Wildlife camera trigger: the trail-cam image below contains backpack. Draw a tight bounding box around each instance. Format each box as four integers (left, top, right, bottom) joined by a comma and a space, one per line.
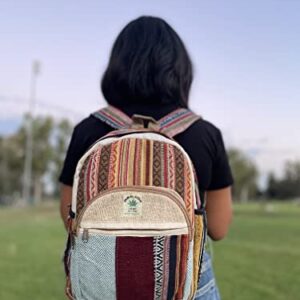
63, 105, 207, 300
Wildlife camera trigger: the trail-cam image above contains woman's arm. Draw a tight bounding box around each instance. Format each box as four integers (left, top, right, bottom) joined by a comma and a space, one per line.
205, 186, 233, 241
60, 184, 73, 230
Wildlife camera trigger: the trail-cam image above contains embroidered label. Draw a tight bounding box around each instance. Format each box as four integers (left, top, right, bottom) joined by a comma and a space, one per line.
123, 195, 142, 216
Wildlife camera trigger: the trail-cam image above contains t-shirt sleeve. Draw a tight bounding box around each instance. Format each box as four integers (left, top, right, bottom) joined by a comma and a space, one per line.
58, 126, 86, 186
207, 129, 234, 190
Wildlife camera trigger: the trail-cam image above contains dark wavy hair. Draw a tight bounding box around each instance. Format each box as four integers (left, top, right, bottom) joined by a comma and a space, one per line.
101, 16, 193, 108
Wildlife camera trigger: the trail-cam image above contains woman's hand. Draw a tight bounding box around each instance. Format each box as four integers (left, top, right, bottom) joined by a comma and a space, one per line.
60, 184, 72, 230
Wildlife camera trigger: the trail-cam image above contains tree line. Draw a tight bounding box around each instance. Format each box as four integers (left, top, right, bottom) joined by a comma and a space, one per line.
228, 148, 300, 201
0, 114, 72, 205
0, 114, 299, 205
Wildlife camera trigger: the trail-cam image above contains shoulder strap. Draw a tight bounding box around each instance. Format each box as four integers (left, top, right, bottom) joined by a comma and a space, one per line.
158, 108, 201, 138
92, 105, 132, 129
92, 105, 201, 137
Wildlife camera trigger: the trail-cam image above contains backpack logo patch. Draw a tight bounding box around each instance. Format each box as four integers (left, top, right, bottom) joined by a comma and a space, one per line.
123, 195, 142, 216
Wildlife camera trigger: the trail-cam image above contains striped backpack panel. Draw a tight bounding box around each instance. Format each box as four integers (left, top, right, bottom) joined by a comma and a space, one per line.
64, 106, 207, 300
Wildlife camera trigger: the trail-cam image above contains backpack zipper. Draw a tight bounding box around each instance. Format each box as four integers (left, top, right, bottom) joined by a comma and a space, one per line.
80, 227, 189, 243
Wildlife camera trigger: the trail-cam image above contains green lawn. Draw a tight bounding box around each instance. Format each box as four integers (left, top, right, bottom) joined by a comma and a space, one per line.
214, 202, 300, 300
0, 201, 299, 300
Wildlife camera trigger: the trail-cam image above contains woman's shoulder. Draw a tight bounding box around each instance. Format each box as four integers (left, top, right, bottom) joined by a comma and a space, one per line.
72, 108, 223, 139
73, 113, 111, 136
74, 113, 107, 130
68, 113, 113, 151
184, 115, 223, 142
175, 115, 226, 161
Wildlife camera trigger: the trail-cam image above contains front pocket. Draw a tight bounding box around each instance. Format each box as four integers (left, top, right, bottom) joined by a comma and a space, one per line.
70, 186, 193, 299
75, 186, 192, 240
70, 233, 192, 300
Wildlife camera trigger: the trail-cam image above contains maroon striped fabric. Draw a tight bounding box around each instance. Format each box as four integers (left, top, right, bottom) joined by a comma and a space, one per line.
116, 237, 155, 300
176, 234, 189, 299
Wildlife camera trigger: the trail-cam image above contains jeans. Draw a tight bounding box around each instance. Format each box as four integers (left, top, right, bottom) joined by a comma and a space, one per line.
194, 250, 221, 300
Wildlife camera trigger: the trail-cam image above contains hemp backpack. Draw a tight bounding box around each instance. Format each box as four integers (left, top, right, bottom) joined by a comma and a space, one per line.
64, 105, 207, 300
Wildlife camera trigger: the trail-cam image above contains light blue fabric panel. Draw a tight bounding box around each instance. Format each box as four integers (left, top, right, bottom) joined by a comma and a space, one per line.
70, 245, 81, 298
70, 234, 116, 300
183, 240, 194, 299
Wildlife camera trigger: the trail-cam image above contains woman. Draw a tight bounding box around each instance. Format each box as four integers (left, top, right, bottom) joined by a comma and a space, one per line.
59, 15, 233, 300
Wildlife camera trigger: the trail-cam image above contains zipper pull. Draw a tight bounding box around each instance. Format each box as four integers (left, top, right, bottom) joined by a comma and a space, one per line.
82, 229, 89, 243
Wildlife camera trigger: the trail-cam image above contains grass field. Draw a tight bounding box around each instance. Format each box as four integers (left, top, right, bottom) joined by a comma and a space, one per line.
0, 201, 299, 300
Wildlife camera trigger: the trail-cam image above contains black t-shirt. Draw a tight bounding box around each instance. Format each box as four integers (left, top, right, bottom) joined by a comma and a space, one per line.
58, 103, 234, 191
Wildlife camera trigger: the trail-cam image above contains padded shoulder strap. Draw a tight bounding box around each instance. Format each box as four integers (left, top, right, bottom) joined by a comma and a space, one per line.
158, 108, 201, 138
92, 105, 201, 137
92, 105, 132, 129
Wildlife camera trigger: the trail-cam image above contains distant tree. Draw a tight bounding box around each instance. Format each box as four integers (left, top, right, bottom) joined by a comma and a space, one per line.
0, 114, 73, 205
228, 148, 259, 202
0, 134, 24, 202
15, 114, 55, 203
51, 119, 72, 196
266, 172, 277, 198
266, 161, 300, 199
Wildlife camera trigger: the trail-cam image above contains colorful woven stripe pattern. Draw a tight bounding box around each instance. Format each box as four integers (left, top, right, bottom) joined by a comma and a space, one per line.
76, 139, 194, 223
93, 106, 132, 129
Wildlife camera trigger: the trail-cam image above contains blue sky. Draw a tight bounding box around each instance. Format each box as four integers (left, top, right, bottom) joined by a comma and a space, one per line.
1, 0, 300, 181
